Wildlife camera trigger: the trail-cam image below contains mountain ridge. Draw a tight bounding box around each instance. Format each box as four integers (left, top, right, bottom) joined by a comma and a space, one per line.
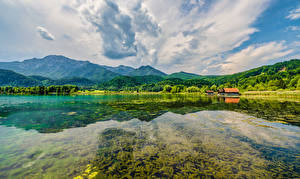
0, 56, 299, 88
0, 55, 167, 81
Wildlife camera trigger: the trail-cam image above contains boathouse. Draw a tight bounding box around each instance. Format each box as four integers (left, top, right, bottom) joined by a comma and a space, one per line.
218, 88, 240, 96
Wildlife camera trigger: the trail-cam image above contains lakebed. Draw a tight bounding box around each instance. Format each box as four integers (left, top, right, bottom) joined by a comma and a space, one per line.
0, 94, 299, 178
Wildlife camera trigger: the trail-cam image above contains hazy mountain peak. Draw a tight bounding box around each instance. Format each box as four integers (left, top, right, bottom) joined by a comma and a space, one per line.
167, 71, 200, 80
138, 65, 153, 69
130, 65, 167, 76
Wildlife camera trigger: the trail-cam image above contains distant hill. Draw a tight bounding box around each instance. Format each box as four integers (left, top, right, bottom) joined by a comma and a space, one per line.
50, 77, 95, 86
202, 59, 300, 85
0, 69, 41, 87
167, 71, 200, 80
0, 69, 95, 87
98, 75, 165, 90
0, 55, 119, 82
128, 65, 167, 76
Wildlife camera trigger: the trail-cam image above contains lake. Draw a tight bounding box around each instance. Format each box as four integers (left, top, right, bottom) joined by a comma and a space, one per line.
0, 95, 299, 178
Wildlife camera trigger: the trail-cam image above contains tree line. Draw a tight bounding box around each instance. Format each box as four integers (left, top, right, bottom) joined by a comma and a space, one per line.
0, 85, 79, 95
94, 73, 300, 93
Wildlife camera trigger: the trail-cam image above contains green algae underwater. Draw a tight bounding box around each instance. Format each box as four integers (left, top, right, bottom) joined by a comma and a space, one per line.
0, 94, 299, 178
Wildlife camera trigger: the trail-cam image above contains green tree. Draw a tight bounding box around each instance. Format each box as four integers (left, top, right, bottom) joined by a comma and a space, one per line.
163, 85, 172, 92
171, 85, 185, 93
186, 86, 200, 93
297, 78, 300, 90
210, 85, 217, 91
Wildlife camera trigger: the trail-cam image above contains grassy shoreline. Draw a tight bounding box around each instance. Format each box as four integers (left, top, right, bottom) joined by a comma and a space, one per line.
75, 90, 300, 97
241, 90, 300, 97
2, 90, 300, 100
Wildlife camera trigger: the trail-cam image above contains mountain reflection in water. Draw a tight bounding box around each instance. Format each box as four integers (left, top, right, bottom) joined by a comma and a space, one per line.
0, 95, 299, 133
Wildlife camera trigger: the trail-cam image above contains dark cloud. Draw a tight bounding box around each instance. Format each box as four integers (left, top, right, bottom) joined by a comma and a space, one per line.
36, 26, 55, 40
82, 0, 137, 59
131, 0, 161, 37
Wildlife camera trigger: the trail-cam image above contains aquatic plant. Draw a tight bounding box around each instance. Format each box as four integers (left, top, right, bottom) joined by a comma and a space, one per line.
75, 126, 300, 178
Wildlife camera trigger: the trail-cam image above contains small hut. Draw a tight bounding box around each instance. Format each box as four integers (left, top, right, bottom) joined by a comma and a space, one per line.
205, 90, 214, 95
218, 88, 239, 96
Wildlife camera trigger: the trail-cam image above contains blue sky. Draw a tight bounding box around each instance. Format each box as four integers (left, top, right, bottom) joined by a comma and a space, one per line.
0, 0, 300, 74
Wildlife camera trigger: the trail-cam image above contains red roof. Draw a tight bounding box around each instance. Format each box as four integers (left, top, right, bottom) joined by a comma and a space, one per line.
222, 88, 239, 93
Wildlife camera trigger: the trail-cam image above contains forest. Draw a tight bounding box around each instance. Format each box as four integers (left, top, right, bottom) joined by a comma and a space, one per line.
0, 85, 79, 95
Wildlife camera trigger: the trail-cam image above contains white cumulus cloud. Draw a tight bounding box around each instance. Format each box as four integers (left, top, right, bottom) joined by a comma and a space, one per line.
220, 41, 293, 74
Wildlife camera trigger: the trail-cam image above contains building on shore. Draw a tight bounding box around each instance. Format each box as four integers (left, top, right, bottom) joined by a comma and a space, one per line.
218, 88, 240, 96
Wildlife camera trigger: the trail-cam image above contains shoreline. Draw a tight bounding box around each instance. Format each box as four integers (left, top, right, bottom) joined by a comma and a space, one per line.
75, 90, 300, 96
241, 90, 300, 98
1, 90, 300, 99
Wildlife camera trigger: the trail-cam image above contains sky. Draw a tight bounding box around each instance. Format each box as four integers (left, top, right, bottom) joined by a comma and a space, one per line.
0, 0, 300, 75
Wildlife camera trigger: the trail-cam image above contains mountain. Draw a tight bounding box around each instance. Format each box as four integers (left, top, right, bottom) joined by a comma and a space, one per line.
0, 69, 41, 87
1, 55, 298, 89
102, 65, 135, 75
167, 71, 200, 80
0, 55, 119, 82
0, 55, 167, 81
128, 65, 167, 76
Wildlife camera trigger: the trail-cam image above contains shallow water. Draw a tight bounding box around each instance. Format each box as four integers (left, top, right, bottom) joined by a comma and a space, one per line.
0, 95, 299, 178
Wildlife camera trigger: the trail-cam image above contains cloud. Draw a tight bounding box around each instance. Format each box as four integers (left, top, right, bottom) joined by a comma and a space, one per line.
286, 8, 300, 20
78, 0, 137, 59
287, 26, 300, 31
180, 0, 205, 14
144, 0, 271, 73
130, 0, 161, 37
220, 41, 293, 74
36, 26, 55, 40
70, 0, 272, 68
4, 0, 297, 75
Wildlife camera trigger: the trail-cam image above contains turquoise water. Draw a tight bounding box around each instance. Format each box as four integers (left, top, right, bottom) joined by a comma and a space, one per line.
0, 95, 299, 178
